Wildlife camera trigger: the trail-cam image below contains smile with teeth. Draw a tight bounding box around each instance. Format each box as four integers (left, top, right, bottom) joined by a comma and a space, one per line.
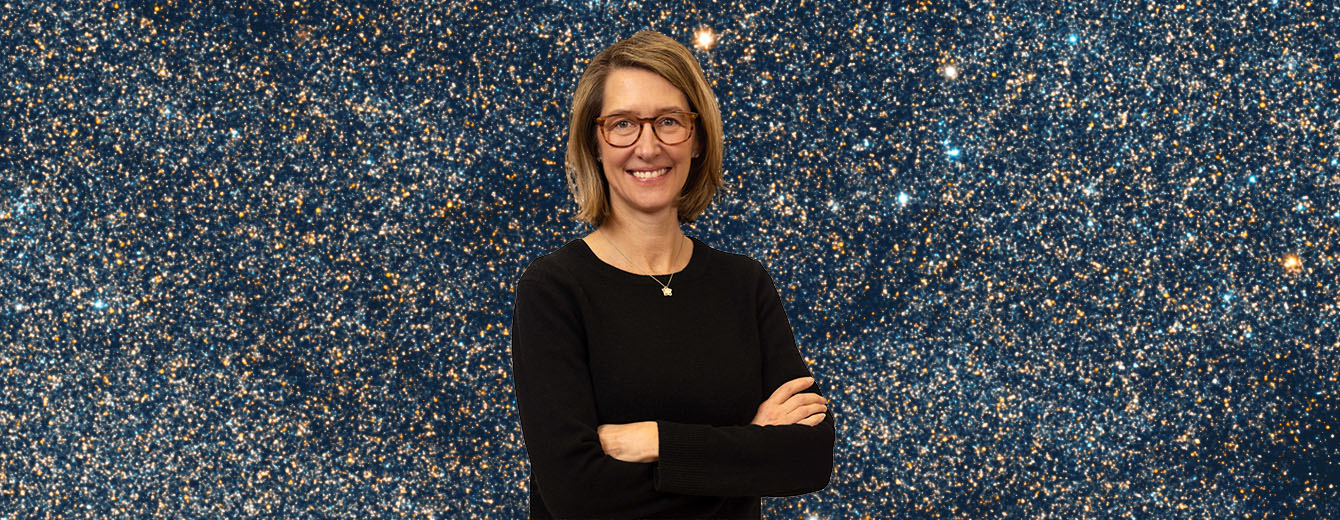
628, 167, 670, 179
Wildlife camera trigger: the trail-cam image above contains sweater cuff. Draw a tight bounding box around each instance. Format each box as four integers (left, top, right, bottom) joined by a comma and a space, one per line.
653, 420, 707, 494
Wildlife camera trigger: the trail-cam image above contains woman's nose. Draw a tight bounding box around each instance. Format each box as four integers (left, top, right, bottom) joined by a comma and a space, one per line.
633, 122, 661, 155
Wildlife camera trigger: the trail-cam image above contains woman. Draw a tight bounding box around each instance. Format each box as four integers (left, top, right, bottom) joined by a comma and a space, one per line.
510, 30, 835, 519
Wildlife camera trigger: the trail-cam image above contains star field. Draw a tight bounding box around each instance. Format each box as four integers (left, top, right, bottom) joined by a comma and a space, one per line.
2, 1, 1337, 518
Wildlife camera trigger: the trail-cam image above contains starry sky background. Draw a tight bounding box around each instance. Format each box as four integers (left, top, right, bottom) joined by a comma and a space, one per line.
3, 0, 1337, 518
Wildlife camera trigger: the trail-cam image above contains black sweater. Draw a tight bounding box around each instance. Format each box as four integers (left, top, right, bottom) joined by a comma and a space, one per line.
510, 237, 835, 519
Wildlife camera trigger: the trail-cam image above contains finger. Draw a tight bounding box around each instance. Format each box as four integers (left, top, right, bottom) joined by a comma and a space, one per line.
788, 375, 816, 392
782, 392, 827, 408
797, 413, 826, 427
767, 376, 815, 404
787, 403, 827, 424
766, 376, 811, 403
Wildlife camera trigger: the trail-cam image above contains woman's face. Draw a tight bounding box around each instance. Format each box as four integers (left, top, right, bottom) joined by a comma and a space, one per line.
596, 67, 700, 223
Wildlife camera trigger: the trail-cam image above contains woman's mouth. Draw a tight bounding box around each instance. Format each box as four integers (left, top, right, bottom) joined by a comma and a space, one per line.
627, 167, 670, 179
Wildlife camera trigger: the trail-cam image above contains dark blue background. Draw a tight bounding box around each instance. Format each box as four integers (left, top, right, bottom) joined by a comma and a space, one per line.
2, 1, 1336, 517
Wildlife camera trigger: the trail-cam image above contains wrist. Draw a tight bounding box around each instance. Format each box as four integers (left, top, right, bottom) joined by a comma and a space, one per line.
647, 421, 660, 461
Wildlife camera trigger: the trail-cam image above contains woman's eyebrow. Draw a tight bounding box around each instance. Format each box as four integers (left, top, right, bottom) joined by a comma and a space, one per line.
602, 107, 690, 116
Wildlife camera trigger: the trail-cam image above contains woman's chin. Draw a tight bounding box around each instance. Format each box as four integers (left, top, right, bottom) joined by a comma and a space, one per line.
610, 184, 686, 218
612, 197, 680, 219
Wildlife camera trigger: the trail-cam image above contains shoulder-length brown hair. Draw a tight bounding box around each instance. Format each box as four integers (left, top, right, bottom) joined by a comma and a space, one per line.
565, 30, 724, 226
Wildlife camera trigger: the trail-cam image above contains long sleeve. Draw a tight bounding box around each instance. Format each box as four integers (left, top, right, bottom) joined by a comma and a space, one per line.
511, 265, 669, 519
653, 260, 836, 497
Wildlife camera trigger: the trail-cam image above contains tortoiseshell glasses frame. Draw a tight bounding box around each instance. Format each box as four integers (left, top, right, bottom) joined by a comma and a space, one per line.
594, 111, 699, 148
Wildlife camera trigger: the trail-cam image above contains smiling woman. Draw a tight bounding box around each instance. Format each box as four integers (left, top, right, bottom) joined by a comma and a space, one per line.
594, 67, 701, 222
510, 30, 835, 519
564, 32, 723, 230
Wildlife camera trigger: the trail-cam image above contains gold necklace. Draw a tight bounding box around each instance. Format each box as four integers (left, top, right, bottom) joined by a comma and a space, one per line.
601, 231, 683, 297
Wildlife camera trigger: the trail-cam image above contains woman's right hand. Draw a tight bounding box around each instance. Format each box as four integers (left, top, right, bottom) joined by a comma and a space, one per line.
750, 376, 828, 427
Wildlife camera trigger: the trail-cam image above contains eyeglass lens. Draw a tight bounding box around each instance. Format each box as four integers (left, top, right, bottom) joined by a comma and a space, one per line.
602, 114, 693, 146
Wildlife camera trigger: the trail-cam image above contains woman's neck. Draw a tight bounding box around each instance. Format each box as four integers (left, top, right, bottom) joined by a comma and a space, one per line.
595, 214, 686, 275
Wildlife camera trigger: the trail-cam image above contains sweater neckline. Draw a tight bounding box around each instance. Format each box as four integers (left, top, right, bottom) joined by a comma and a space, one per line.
573, 235, 705, 283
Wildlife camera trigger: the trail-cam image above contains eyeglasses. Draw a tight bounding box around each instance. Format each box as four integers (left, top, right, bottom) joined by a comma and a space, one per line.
595, 111, 698, 148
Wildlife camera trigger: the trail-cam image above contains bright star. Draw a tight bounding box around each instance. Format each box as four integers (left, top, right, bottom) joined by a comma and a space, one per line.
1282, 253, 1302, 274
941, 63, 959, 80
693, 27, 716, 50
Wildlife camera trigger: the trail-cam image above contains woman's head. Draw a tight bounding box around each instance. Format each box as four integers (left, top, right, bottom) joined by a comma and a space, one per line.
566, 30, 724, 226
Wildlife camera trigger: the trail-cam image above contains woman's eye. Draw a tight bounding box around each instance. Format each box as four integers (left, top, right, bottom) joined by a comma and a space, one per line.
611, 119, 635, 130
658, 117, 682, 127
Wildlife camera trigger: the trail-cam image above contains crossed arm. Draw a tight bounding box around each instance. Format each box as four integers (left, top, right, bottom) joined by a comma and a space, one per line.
596, 375, 830, 463
513, 260, 834, 515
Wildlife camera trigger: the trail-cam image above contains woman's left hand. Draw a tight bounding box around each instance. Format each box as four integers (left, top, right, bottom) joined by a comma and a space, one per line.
596, 421, 659, 463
